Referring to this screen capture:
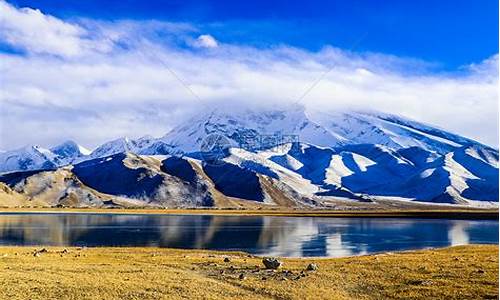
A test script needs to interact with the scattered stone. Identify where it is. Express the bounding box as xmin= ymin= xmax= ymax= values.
xmin=408 ymin=280 xmax=423 ymax=285
xmin=422 ymin=280 xmax=433 ymax=286
xmin=220 ymin=270 xmax=225 ymax=275
xmin=261 ymin=277 xmax=267 ymax=281
xmin=224 ymin=257 xmax=231 ymax=263
xmin=62 ymin=249 xmax=69 ymax=254
xmin=281 ymin=277 xmax=288 ymax=281
xmin=238 ymin=273 xmax=246 ymax=280
xmin=33 ymin=248 xmax=48 ymax=257
xmin=306 ymin=263 xmax=318 ymax=271
xmin=477 ymin=269 xmax=486 ymax=274
xmin=262 ymin=257 xmax=282 ymax=269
